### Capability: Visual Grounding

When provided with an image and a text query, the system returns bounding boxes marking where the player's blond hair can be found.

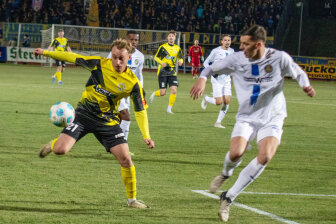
[111,38,132,53]
[221,34,231,40]
[168,30,176,36]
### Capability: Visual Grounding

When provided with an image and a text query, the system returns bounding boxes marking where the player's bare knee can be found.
[53,144,69,155]
[119,156,133,167]
[160,90,166,96]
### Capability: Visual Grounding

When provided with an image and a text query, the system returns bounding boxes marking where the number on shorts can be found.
[66,123,78,132]
[250,84,260,105]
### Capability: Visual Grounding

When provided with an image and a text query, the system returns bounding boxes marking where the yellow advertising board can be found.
[293,56,336,80]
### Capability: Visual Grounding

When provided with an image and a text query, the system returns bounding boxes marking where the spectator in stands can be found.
[1,0,286,35]
[22,35,31,47]
[197,5,204,19]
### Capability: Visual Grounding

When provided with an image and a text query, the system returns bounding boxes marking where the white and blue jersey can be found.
[208,48,310,125]
[204,46,234,97]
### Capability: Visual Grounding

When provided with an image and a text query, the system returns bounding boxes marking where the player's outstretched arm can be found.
[303,86,316,97]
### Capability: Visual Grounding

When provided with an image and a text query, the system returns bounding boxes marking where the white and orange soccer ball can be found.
[49,102,75,127]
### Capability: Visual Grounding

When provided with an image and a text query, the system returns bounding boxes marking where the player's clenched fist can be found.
[34,48,44,57]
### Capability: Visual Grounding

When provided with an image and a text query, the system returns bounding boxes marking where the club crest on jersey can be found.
[265,65,273,73]
[135,59,139,65]
[117,83,126,91]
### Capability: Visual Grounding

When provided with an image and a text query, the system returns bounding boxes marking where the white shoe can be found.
[201,95,208,110]
[214,123,225,128]
[149,91,155,103]
[128,200,150,209]
[166,108,174,114]
[218,191,232,222]
[209,174,228,193]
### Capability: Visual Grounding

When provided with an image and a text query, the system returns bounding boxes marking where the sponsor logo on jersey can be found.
[166,56,175,60]
[117,83,126,91]
[265,65,273,73]
[95,85,114,97]
[244,76,273,83]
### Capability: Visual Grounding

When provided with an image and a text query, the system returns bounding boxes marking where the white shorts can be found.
[211,75,231,98]
[231,117,284,144]
[118,96,131,111]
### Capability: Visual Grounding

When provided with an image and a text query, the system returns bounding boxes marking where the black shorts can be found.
[61,109,126,152]
[158,74,178,89]
[56,60,66,67]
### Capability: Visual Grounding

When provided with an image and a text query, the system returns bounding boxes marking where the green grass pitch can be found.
[0,64,335,223]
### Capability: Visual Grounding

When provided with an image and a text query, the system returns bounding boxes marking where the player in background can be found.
[202,35,234,128]
[47,29,72,85]
[107,30,144,141]
[188,40,204,79]
[149,30,183,114]
[190,25,315,222]
[36,39,155,209]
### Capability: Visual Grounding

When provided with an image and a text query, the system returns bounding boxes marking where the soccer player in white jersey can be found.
[108,30,145,140]
[202,35,234,128]
[190,25,315,222]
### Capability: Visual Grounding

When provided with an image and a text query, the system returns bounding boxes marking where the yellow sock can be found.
[121,165,136,199]
[168,93,177,106]
[55,72,62,81]
[50,138,58,151]
[154,90,161,96]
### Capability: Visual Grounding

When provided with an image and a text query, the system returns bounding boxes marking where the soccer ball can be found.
[49,102,75,127]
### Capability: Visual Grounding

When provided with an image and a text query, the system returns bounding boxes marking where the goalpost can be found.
[41,24,182,72]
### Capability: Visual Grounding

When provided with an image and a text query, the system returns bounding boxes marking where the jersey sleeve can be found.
[137,55,144,85]
[154,45,164,64]
[177,47,183,63]
[65,38,69,48]
[203,49,216,68]
[199,46,203,56]
[130,82,150,139]
[49,39,55,48]
[188,46,193,57]
[43,50,101,71]
[280,52,310,87]
[210,54,236,75]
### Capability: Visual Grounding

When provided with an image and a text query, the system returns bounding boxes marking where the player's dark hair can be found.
[241,25,266,42]
[127,30,138,35]
[58,29,64,32]
[111,38,132,53]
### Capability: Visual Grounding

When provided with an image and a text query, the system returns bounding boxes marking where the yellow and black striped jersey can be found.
[154,43,183,76]
[49,37,69,52]
[43,50,150,139]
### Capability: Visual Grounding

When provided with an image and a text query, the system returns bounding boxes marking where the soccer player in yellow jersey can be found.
[47,29,72,85]
[149,30,183,114]
[35,39,155,209]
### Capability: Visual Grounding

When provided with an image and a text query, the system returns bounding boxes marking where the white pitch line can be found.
[239,191,336,197]
[192,190,300,224]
